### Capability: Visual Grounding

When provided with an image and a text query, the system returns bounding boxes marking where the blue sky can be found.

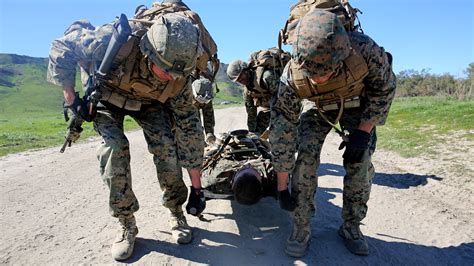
[0,0,473,77]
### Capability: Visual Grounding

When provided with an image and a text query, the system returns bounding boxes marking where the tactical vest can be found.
[102,32,189,106]
[247,48,289,101]
[290,49,369,108]
[245,67,271,107]
[204,131,271,169]
[248,48,291,77]
[249,68,271,96]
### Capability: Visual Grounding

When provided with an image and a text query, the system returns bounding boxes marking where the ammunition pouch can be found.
[99,85,147,111]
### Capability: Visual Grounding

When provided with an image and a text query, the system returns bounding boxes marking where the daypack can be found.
[132,2,219,79]
[248,47,291,76]
[279,0,362,48]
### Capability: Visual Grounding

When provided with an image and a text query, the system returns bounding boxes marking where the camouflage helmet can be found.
[293,9,351,77]
[192,77,214,104]
[140,13,201,78]
[226,60,248,82]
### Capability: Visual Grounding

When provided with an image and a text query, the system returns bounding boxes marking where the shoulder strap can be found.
[157,77,188,103]
[344,49,369,81]
[290,60,314,98]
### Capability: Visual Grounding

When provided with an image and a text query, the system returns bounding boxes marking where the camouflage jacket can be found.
[270,32,396,172]
[47,20,204,169]
[244,69,280,131]
[201,135,277,197]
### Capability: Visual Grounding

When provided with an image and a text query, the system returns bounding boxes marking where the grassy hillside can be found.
[0,54,94,155]
[0,54,244,156]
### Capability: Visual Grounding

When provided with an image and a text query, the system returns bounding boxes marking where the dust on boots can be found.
[169,208,193,244]
[111,215,138,261]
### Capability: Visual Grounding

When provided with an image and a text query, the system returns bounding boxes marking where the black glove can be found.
[64,93,93,122]
[340,129,371,163]
[185,186,206,216]
[277,188,296,211]
[66,116,84,142]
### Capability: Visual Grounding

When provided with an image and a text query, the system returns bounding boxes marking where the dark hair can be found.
[232,171,262,205]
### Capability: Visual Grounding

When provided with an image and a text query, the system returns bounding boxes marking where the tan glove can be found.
[205,133,216,145]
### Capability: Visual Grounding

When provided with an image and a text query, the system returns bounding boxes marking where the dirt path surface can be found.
[1,107,473,265]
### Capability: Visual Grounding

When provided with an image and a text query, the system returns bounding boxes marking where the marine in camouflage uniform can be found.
[47,12,206,261]
[192,77,216,144]
[227,60,280,135]
[194,100,215,139]
[269,9,396,257]
[201,130,277,204]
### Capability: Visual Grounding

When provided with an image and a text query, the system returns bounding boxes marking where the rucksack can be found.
[248,47,291,76]
[133,2,219,79]
[278,0,362,48]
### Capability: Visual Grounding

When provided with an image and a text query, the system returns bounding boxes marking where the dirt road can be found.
[1,107,473,265]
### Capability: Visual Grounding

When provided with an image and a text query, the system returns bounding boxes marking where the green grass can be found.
[377,96,474,157]
[214,81,244,104]
[0,64,140,156]
[0,109,140,156]
[1,55,472,158]
[2,94,472,157]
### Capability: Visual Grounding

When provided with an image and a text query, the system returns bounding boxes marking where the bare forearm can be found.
[188,168,202,189]
[277,171,290,191]
[62,85,76,105]
[358,121,375,133]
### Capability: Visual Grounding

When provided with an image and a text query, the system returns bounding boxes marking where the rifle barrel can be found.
[60,138,70,153]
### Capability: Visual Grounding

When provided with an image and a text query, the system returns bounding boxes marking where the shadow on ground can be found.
[319,163,443,189]
[126,185,471,265]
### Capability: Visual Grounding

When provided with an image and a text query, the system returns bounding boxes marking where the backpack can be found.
[248,47,291,76]
[278,0,362,48]
[133,2,219,79]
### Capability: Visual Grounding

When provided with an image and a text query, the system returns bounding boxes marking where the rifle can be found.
[60,113,84,153]
[86,13,132,118]
[201,134,232,172]
[60,14,131,152]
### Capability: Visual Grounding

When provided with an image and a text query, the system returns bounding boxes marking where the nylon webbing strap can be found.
[157,77,187,103]
[316,95,348,142]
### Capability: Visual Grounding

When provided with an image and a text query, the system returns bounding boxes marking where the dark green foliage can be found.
[396,64,473,100]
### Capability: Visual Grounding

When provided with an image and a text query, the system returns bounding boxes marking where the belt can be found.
[321,97,360,111]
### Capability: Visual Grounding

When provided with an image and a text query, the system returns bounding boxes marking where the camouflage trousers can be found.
[93,104,188,218]
[245,99,271,135]
[198,101,215,135]
[256,108,271,135]
[291,101,376,227]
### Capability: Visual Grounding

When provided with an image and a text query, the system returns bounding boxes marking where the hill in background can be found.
[0,53,244,156]
[0,54,62,115]
[0,53,243,111]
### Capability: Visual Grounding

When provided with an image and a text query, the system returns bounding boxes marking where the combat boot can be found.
[169,208,193,244]
[338,224,369,256]
[111,215,138,261]
[285,222,311,258]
